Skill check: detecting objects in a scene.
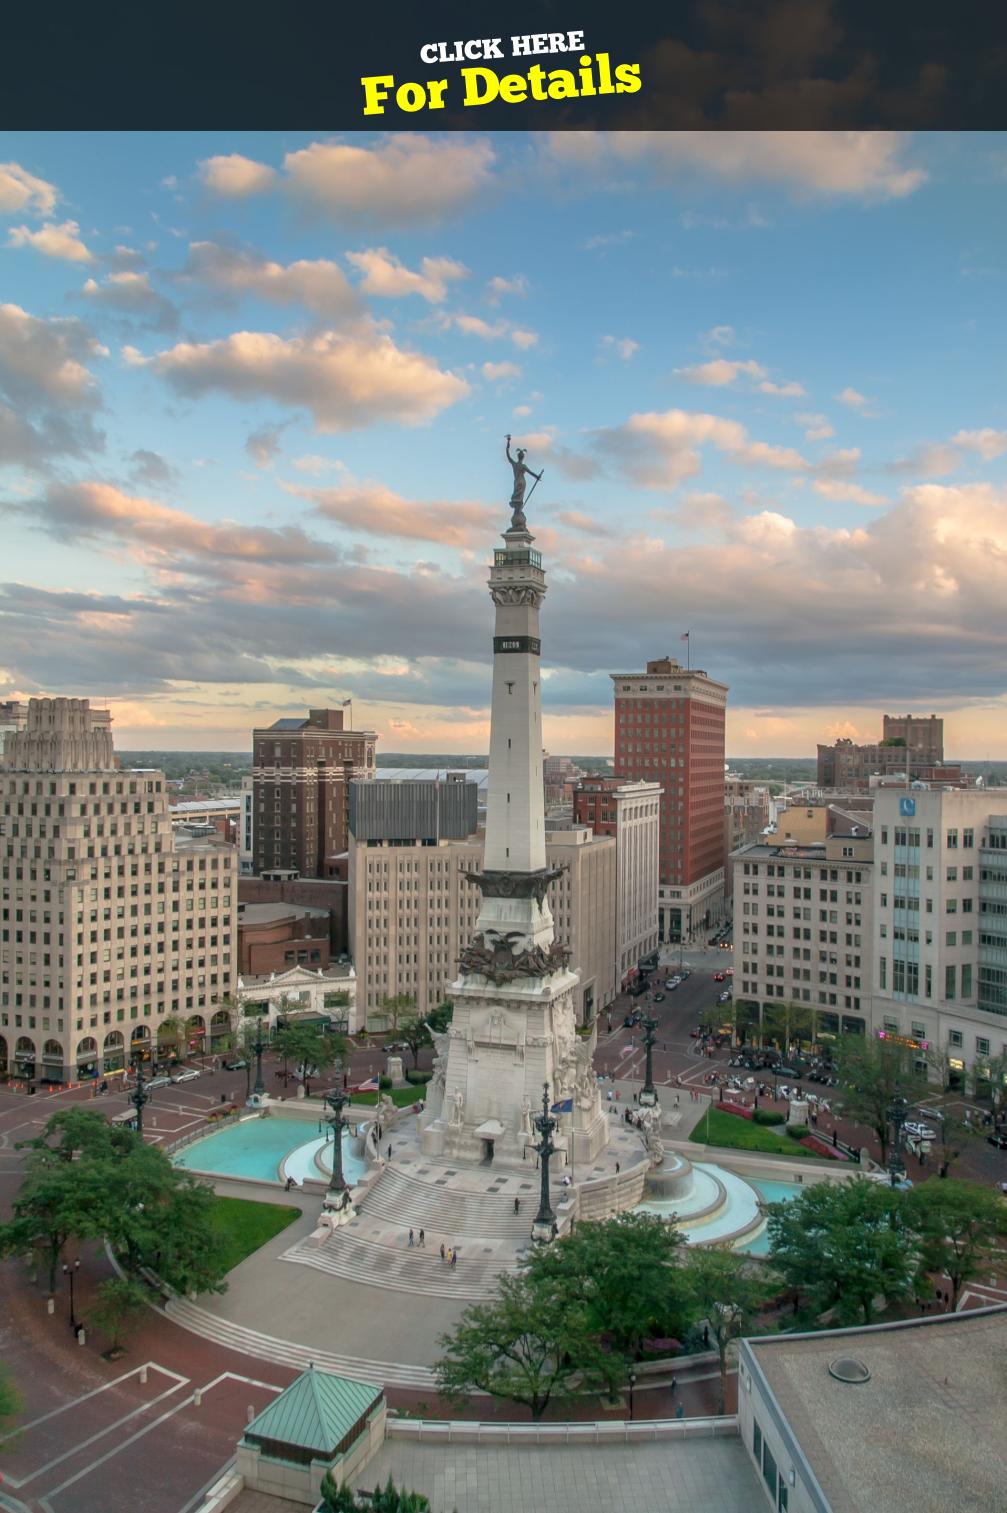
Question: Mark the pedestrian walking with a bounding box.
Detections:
[615,1161,621,1174]
[670,1376,678,1395]
[418,1228,425,1248]
[674,1094,680,1107]
[450,1249,458,1268]
[387,1144,392,1161]
[440,1243,446,1261]
[513,1196,521,1214]
[408,1228,414,1247]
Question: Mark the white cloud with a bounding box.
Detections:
[0,303,105,407]
[796,412,834,441]
[82,271,178,330]
[481,361,521,382]
[758,378,805,396]
[951,428,1007,461]
[583,229,634,250]
[601,336,639,361]
[7,219,94,263]
[595,407,808,490]
[345,247,469,304]
[266,136,496,225]
[182,242,360,320]
[198,154,277,197]
[676,358,766,386]
[439,312,538,349]
[835,386,874,410]
[813,478,888,506]
[136,327,469,432]
[485,274,528,304]
[0,162,59,216]
[703,325,735,348]
[550,131,925,200]
[292,454,343,475]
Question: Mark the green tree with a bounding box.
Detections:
[762,1001,816,1052]
[156,1013,185,1063]
[0,1159,115,1290]
[319,1473,430,1512]
[905,1179,1007,1310]
[21,1106,127,1164]
[930,1109,980,1177]
[90,1275,151,1352]
[398,1013,432,1069]
[972,1049,1007,1112]
[0,1362,22,1445]
[375,992,415,1036]
[426,1000,454,1034]
[684,1245,779,1413]
[766,1178,917,1326]
[525,1212,694,1366]
[272,1025,346,1097]
[832,1034,928,1162]
[436,1271,610,1419]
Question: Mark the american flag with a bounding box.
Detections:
[680,631,690,641]
[354,1076,379,1092]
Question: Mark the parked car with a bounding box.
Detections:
[146,1075,171,1090]
[986,1131,1007,1150]
[917,1106,945,1123]
[223,1058,248,1071]
[680,969,691,980]
[903,1121,938,1141]
[170,1068,200,1083]
[651,992,665,1003]
[623,1014,637,1028]
[713,972,726,982]
[718,990,731,1003]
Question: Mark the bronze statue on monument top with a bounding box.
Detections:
[505,434,542,530]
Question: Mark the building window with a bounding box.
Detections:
[962,964,973,998]
[948,1028,963,1047]
[945,965,956,1001]
[977,1035,990,1057]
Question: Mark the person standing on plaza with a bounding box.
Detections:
[451,1249,458,1268]
[408,1228,414,1247]
[440,1242,446,1262]
[418,1228,425,1248]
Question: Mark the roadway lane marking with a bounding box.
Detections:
[34,1372,281,1513]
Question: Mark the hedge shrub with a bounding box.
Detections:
[752,1109,785,1126]
[405,1069,432,1085]
[378,1074,393,1091]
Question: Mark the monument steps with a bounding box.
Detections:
[163,1296,438,1389]
[280,1228,525,1302]
[360,1168,538,1240]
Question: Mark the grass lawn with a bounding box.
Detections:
[352,1085,426,1108]
[688,1107,830,1159]
[207,1196,301,1272]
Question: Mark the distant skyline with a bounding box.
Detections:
[2,131,1006,757]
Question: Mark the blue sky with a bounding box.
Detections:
[1,130,1006,756]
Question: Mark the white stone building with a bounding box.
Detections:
[869,787,1007,1082]
[0,697,237,1083]
[237,962,356,1031]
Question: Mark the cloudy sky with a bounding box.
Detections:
[1,130,1006,757]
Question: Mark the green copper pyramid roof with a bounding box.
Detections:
[245,1365,382,1454]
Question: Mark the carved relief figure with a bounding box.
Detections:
[449,1087,465,1127]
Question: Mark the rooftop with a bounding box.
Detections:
[238,902,329,928]
[243,1365,381,1457]
[744,1306,1007,1513]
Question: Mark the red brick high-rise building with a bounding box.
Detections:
[611,656,728,943]
[252,709,376,879]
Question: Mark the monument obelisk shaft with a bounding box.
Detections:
[418,440,608,1173]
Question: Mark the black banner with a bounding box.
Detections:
[5,0,1007,129]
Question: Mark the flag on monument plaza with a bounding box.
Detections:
[551,1097,574,1114]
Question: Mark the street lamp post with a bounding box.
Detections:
[128,1056,151,1136]
[62,1257,80,1331]
[628,1367,637,1421]
[887,1093,909,1187]
[251,1018,267,1099]
[323,1078,353,1217]
[530,1082,559,1244]
[639,1013,659,1108]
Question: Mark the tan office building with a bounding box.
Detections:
[349,826,616,1030]
[733,829,873,1039]
[0,698,237,1084]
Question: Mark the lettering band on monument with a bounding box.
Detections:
[493,636,541,655]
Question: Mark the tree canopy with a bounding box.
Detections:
[766,1177,918,1325]
[905,1178,1007,1309]
[831,1034,928,1161]
[0,1107,231,1296]
[684,1244,779,1412]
